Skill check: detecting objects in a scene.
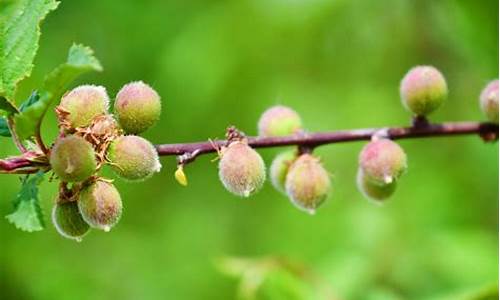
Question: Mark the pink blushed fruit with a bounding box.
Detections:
[285,154,331,214]
[400,66,447,116]
[258,105,303,137]
[479,80,499,123]
[58,85,109,128]
[114,81,161,134]
[78,180,122,232]
[218,141,266,197]
[359,139,407,185]
[50,135,97,182]
[107,135,161,181]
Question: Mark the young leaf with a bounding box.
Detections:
[5,171,45,232]
[13,44,102,140]
[0,0,59,99]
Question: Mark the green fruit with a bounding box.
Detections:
[479,80,499,123]
[285,154,330,214]
[359,139,407,185]
[107,135,161,181]
[114,81,161,134]
[50,135,97,182]
[258,105,303,137]
[356,169,397,203]
[52,200,90,241]
[58,85,109,128]
[400,66,447,116]
[269,150,296,193]
[218,141,266,197]
[78,180,122,231]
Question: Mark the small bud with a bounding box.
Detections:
[114,81,161,134]
[356,169,397,203]
[285,154,331,214]
[50,135,97,182]
[400,66,447,116]
[479,80,499,123]
[78,180,122,231]
[52,200,90,241]
[58,85,109,128]
[269,150,297,193]
[218,141,266,197]
[107,135,161,181]
[258,105,303,137]
[359,139,407,185]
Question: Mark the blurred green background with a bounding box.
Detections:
[1,0,498,299]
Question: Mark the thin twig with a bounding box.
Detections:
[6,117,27,153]
[35,126,49,155]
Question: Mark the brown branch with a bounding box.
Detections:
[155,121,499,158]
[0,121,498,174]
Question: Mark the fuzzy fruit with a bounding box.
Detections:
[258,105,303,137]
[50,135,97,182]
[400,66,447,116]
[269,150,296,193]
[58,85,109,128]
[114,81,161,134]
[107,135,161,181]
[356,169,397,202]
[218,141,266,197]
[285,154,330,214]
[359,139,407,185]
[78,180,122,231]
[479,80,499,123]
[52,200,90,241]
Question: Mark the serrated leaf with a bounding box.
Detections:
[0,0,59,99]
[5,171,45,232]
[13,44,102,140]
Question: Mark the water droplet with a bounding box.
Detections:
[384,175,393,184]
[243,190,251,197]
[307,208,316,215]
[103,225,111,232]
[75,237,82,243]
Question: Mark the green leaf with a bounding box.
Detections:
[0,0,59,99]
[0,95,18,114]
[0,92,41,138]
[43,43,103,95]
[5,171,45,232]
[13,44,102,140]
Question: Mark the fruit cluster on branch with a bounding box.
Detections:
[0,66,498,240]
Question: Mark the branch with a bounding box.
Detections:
[156,121,499,161]
[1,121,498,174]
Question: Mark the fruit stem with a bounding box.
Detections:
[6,116,27,154]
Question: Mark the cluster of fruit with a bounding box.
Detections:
[51,82,162,241]
[50,65,497,240]
[217,66,498,213]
